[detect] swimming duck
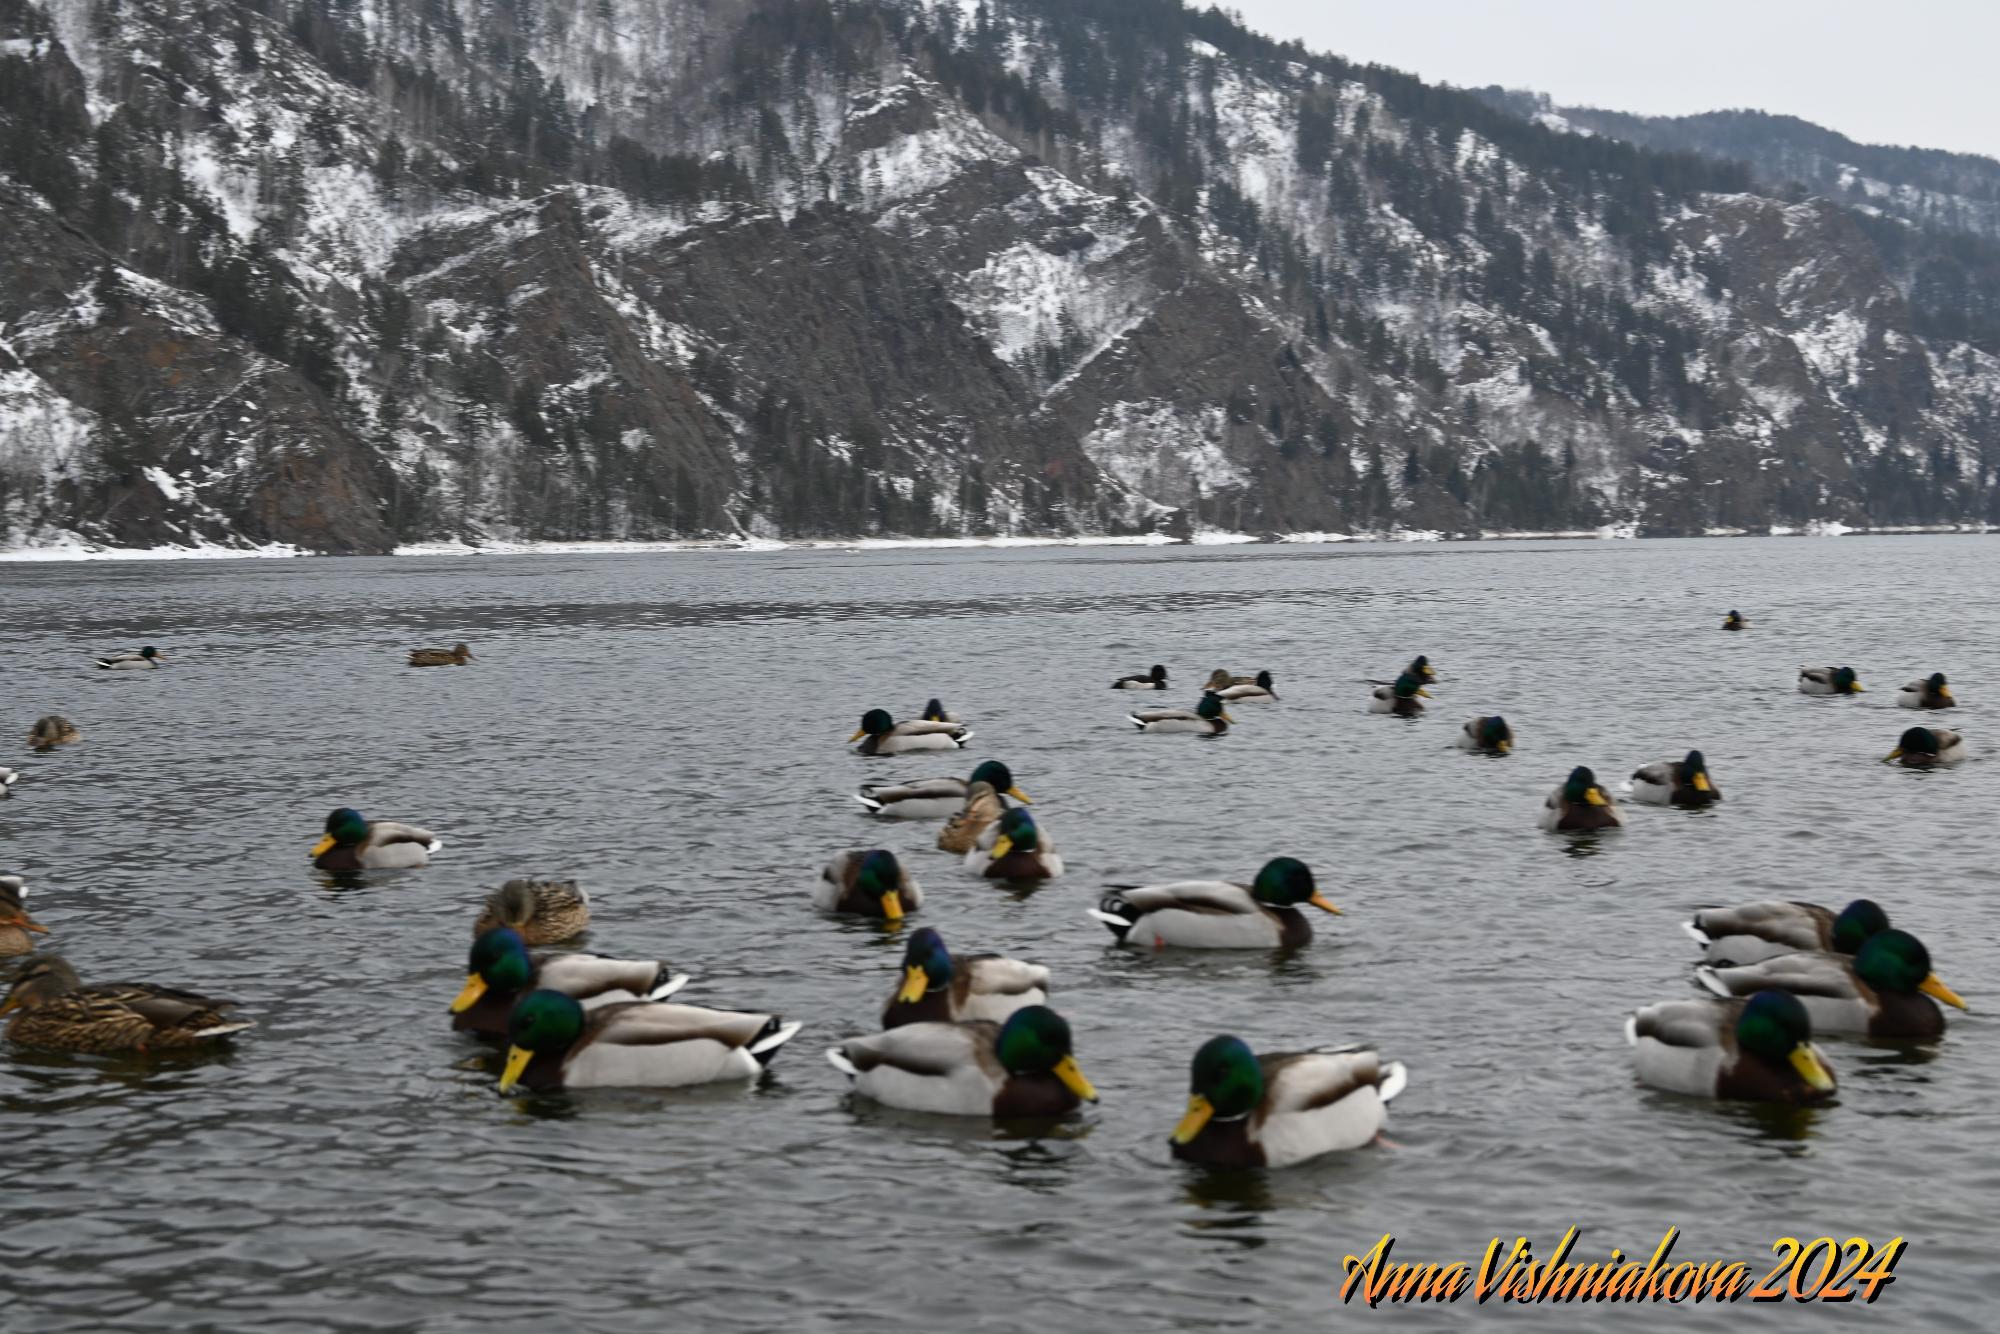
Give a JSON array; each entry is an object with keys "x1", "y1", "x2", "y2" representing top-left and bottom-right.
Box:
[
  {"x1": 1897, "y1": 673, "x2": 1955, "y2": 710},
  {"x1": 1215, "y1": 671, "x2": 1279, "y2": 703},
  {"x1": 1625, "y1": 991, "x2": 1835, "y2": 1104},
  {"x1": 850, "y1": 709, "x2": 972, "y2": 756},
  {"x1": 1113, "y1": 665, "x2": 1170, "y2": 691},
  {"x1": 920, "y1": 698, "x2": 961, "y2": 724},
  {"x1": 1456, "y1": 716, "x2": 1512, "y2": 755},
  {"x1": 1205, "y1": 669, "x2": 1261, "y2": 691},
  {"x1": 1130, "y1": 691, "x2": 1231, "y2": 734},
  {"x1": 856, "y1": 759, "x2": 1030, "y2": 821},
  {"x1": 1722, "y1": 611, "x2": 1748, "y2": 632},
  {"x1": 408, "y1": 643, "x2": 473, "y2": 667},
  {"x1": 1884, "y1": 726, "x2": 1965, "y2": 769},
  {"x1": 937, "y1": 781, "x2": 1003, "y2": 854},
  {"x1": 26, "y1": 716, "x2": 79, "y2": 751},
  {"x1": 0, "y1": 956, "x2": 251, "y2": 1053},
  {"x1": 815, "y1": 850, "x2": 922, "y2": 920},
  {"x1": 1406, "y1": 655, "x2": 1437, "y2": 682},
  {"x1": 472, "y1": 879, "x2": 591, "y2": 945},
  {"x1": 1170, "y1": 1037, "x2": 1408, "y2": 1167},
  {"x1": 450, "y1": 927, "x2": 688, "y2": 1039},
  {"x1": 1694, "y1": 929, "x2": 1967, "y2": 1039},
  {"x1": 1369, "y1": 674, "x2": 1428, "y2": 716},
  {"x1": 0, "y1": 766, "x2": 17, "y2": 798},
  {"x1": 1798, "y1": 666, "x2": 1863, "y2": 695},
  {"x1": 966, "y1": 807, "x2": 1063, "y2": 880},
  {"x1": 497, "y1": 990, "x2": 800, "y2": 1092},
  {"x1": 1629, "y1": 750, "x2": 1721, "y2": 807},
  {"x1": 1088, "y1": 857, "x2": 1340, "y2": 950},
  {"x1": 1539, "y1": 766, "x2": 1623, "y2": 831},
  {"x1": 0, "y1": 876, "x2": 48, "y2": 958},
  {"x1": 882, "y1": 927, "x2": 1049, "y2": 1029},
  {"x1": 309, "y1": 807, "x2": 441, "y2": 870},
  {"x1": 95, "y1": 646, "x2": 164, "y2": 669},
  {"x1": 827, "y1": 1005, "x2": 1097, "y2": 1117},
  {"x1": 1683, "y1": 898, "x2": 1891, "y2": 967}
]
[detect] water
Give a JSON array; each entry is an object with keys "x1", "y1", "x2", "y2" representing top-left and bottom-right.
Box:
[{"x1": 0, "y1": 537, "x2": 1993, "y2": 1330}]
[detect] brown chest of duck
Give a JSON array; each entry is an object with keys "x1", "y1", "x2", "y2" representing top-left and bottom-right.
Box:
[
  {"x1": 882, "y1": 927, "x2": 1049, "y2": 1029},
  {"x1": 976, "y1": 808, "x2": 1062, "y2": 881},
  {"x1": 1853, "y1": 931, "x2": 1968, "y2": 1040},
  {"x1": 0, "y1": 956, "x2": 250, "y2": 1053},
  {"x1": 0, "y1": 877, "x2": 49, "y2": 958},
  {"x1": 1542, "y1": 767, "x2": 1623, "y2": 831},
  {"x1": 473, "y1": 878, "x2": 591, "y2": 946},
  {"x1": 1370, "y1": 673, "x2": 1429, "y2": 716},
  {"x1": 988, "y1": 1008, "x2": 1097, "y2": 1119},
  {"x1": 1716, "y1": 993, "x2": 1836, "y2": 1103}
]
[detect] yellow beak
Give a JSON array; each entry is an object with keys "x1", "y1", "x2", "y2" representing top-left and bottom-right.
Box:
[
  {"x1": 1496, "y1": 739, "x2": 1511, "y2": 754},
  {"x1": 1052, "y1": 1054, "x2": 1098, "y2": 1103},
  {"x1": 990, "y1": 835, "x2": 1014, "y2": 860},
  {"x1": 1883, "y1": 748, "x2": 1904, "y2": 763},
  {"x1": 309, "y1": 833, "x2": 336, "y2": 859},
  {"x1": 880, "y1": 890, "x2": 904, "y2": 922},
  {"x1": 1308, "y1": 892, "x2": 1343, "y2": 916},
  {"x1": 1007, "y1": 786, "x2": 1033, "y2": 804},
  {"x1": 1, "y1": 914, "x2": 48, "y2": 935},
  {"x1": 897, "y1": 965, "x2": 928, "y2": 1004},
  {"x1": 497, "y1": 1045, "x2": 534, "y2": 1093},
  {"x1": 1423, "y1": 667, "x2": 1437, "y2": 680},
  {"x1": 1921, "y1": 974, "x2": 1969, "y2": 1010},
  {"x1": 449, "y1": 974, "x2": 489, "y2": 1014},
  {"x1": 1172, "y1": 1092, "x2": 1216, "y2": 1143},
  {"x1": 1941, "y1": 688, "x2": 1954, "y2": 701},
  {"x1": 1788, "y1": 1044, "x2": 1836, "y2": 1093},
  {"x1": 1852, "y1": 684, "x2": 1866, "y2": 693},
  {"x1": 1221, "y1": 712, "x2": 1236, "y2": 724},
  {"x1": 848, "y1": 728, "x2": 867, "y2": 743},
  {"x1": 1693, "y1": 772, "x2": 1712, "y2": 792},
  {"x1": 1416, "y1": 688, "x2": 1432, "y2": 698},
  {"x1": 0, "y1": 995, "x2": 21, "y2": 1018},
  {"x1": 1584, "y1": 788, "x2": 1608, "y2": 807}
]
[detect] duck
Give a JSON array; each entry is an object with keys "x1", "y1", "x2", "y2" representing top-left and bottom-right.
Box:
[
  {"x1": 1625, "y1": 991, "x2": 1835, "y2": 1104},
  {"x1": 919, "y1": 697, "x2": 961, "y2": 724},
  {"x1": 1130, "y1": 691, "x2": 1231, "y2": 734},
  {"x1": 26, "y1": 716, "x2": 79, "y2": 751},
  {"x1": 1215, "y1": 671, "x2": 1279, "y2": 703},
  {"x1": 0, "y1": 766, "x2": 17, "y2": 798},
  {"x1": 1088, "y1": 857, "x2": 1340, "y2": 950},
  {"x1": 882, "y1": 927, "x2": 1049, "y2": 1029},
  {"x1": 937, "y1": 780, "x2": 1003, "y2": 854},
  {"x1": 95, "y1": 646, "x2": 164, "y2": 670},
  {"x1": 1204, "y1": 669, "x2": 1261, "y2": 692},
  {"x1": 497, "y1": 990, "x2": 800, "y2": 1092},
  {"x1": 1885, "y1": 725, "x2": 1966, "y2": 769},
  {"x1": 1456, "y1": 716, "x2": 1512, "y2": 755},
  {"x1": 1683, "y1": 898, "x2": 1891, "y2": 967},
  {"x1": 1406, "y1": 655, "x2": 1437, "y2": 682},
  {"x1": 965, "y1": 807, "x2": 1063, "y2": 880},
  {"x1": 1629, "y1": 750, "x2": 1721, "y2": 807},
  {"x1": 408, "y1": 642, "x2": 473, "y2": 667},
  {"x1": 451, "y1": 927, "x2": 689, "y2": 1039},
  {"x1": 856, "y1": 759, "x2": 1030, "y2": 821},
  {"x1": 827, "y1": 1005, "x2": 1097, "y2": 1117},
  {"x1": 1798, "y1": 666, "x2": 1863, "y2": 696},
  {"x1": 0, "y1": 956, "x2": 251, "y2": 1053},
  {"x1": 1169, "y1": 1037, "x2": 1408, "y2": 1167},
  {"x1": 1722, "y1": 610, "x2": 1748, "y2": 632},
  {"x1": 1113, "y1": 664, "x2": 1170, "y2": 691},
  {"x1": 1693, "y1": 929, "x2": 1967, "y2": 1039},
  {"x1": 814, "y1": 850, "x2": 923, "y2": 921},
  {"x1": 1369, "y1": 674, "x2": 1428, "y2": 716},
  {"x1": 1539, "y1": 766, "x2": 1623, "y2": 832},
  {"x1": 0, "y1": 876, "x2": 49, "y2": 958},
  {"x1": 472, "y1": 879, "x2": 591, "y2": 945},
  {"x1": 309, "y1": 807, "x2": 441, "y2": 870},
  {"x1": 850, "y1": 708, "x2": 972, "y2": 756},
  {"x1": 1897, "y1": 672, "x2": 1955, "y2": 710}
]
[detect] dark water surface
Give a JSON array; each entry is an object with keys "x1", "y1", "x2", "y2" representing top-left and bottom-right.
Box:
[{"x1": 0, "y1": 537, "x2": 1994, "y2": 1330}]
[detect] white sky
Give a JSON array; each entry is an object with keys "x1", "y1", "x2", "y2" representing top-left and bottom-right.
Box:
[{"x1": 1226, "y1": 0, "x2": 2000, "y2": 159}]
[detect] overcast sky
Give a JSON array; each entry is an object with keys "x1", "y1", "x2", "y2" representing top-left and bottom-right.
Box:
[{"x1": 1227, "y1": 0, "x2": 2000, "y2": 159}]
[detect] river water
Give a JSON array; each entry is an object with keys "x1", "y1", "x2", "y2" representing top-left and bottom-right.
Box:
[{"x1": 0, "y1": 537, "x2": 1992, "y2": 1330}]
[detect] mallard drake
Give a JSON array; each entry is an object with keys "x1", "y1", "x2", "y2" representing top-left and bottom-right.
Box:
[
  {"x1": 472, "y1": 879, "x2": 591, "y2": 945},
  {"x1": 0, "y1": 956, "x2": 251, "y2": 1053},
  {"x1": 1539, "y1": 766, "x2": 1623, "y2": 831},
  {"x1": 26, "y1": 716, "x2": 78, "y2": 751},
  {"x1": 1885, "y1": 726, "x2": 1966, "y2": 768},
  {"x1": 882, "y1": 927, "x2": 1048, "y2": 1029},
  {"x1": 1112, "y1": 664, "x2": 1170, "y2": 690},
  {"x1": 1897, "y1": 672, "x2": 1955, "y2": 710},
  {"x1": 1683, "y1": 898, "x2": 1891, "y2": 967},
  {"x1": 1722, "y1": 611, "x2": 1748, "y2": 631},
  {"x1": 1369, "y1": 674, "x2": 1428, "y2": 716},
  {"x1": 1456, "y1": 716, "x2": 1512, "y2": 755},
  {"x1": 497, "y1": 990, "x2": 800, "y2": 1092},
  {"x1": 408, "y1": 643, "x2": 473, "y2": 667},
  {"x1": 1625, "y1": 991, "x2": 1835, "y2": 1103},
  {"x1": 920, "y1": 698, "x2": 961, "y2": 724},
  {"x1": 827, "y1": 1005, "x2": 1097, "y2": 1117},
  {"x1": 965, "y1": 807, "x2": 1063, "y2": 880},
  {"x1": 1089, "y1": 857, "x2": 1340, "y2": 950},
  {"x1": 0, "y1": 876, "x2": 49, "y2": 958},
  {"x1": 850, "y1": 709, "x2": 972, "y2": 756},
  {"x1": 95, "y1": 646, "x2": 164, "y2": 670},
  {"x1": 815, "y1": 850, "x2": 922, "y2": 920},
  {"x1": 1130, "y1": 691, "x2": 1231, "y2": 734},
  {"x1": 1694, "y1": 929, "x2": 1967, "y2": 1039},
  {"x1": 856, "y1": 759, "x2": 1030, "y2": 820},
  {"x1": 0, "y1": 766, "x2": 17, "y2": 798},
  {"x1": 1798, "y1": 666, "x2": 1863, "y2": 695},
  {"x1": 451, "y1": 928, "x2": 688, "y2": 1039},
  {"x1": 1215, "y1": 671, "x2": 1278, "y2": 702},
  {"x1": 1406, "y1": 655, "x2": 1437, "y2": 682},
  {"x1": 309, "y1": 807, "x2": 441, "y2": 870},
  {"x1": 1170, "y1": 1037, "x2": 1407, "y2": 1167},
  {"x1": 1629, "y1": 750, "x2": 1721, "y2": 807}
]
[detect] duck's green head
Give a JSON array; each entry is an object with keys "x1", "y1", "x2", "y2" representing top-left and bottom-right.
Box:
[
  {"x1": 310, "y1": 807, "x2": 368, "y2": 859},
  {"x1": 990, "y1": 806, "x2": 1041, "y2": 860},
  {"x1": 1249, "y1": 856, "x2": 1341, "y2": 915},
  {"x1": 1409, "y1": 655, "x2": 1436, "y2": 681},
  {"x1": 1854, "y1": 930, "x2": 1967, "y2": 1009},
  {"x1": 1563, "y1": 767, "x2": 1609, "y2": 807},
  {"x1": 1477, "y1": 716, "x2": 1512, "y2": 753},
  {"x1": 1832, "y1": 666, "x2": 1862, "y2": 693},
  {"x1": 1392, "y1": 673, "x2": 1430, "y2": 700},
  {"x1": 500, "y1": 990, "x2": 585, "y2": 1091},
  {"x1": 140, "y1": 646, "x2": 159, "y2": 659},
  {"x1": 922, "y1": 698, "x2": 951, "y2": 722},
  {"x1": 1927, "y1": 671, "x2": 1951, "y2": 700},
  {"x1": 1725, "y1": 610, "x2": 1743, "y2": 626},
  {"x1": 856, "y1": 849, "x2": 907, "y2": 921},
  {"x1": 1887, "y1": 726, "x2": 1940, "y2": 762},
  {"x1": 453, "y1": 927, "x2": 532, "y2": 1012},
  {"x1": 1173, "y1": 1034, "x2": 1263, "y2": 1143},
  {"x1": 851, "y1": 709, "x2": 895, "y2": 742},
  {"x1": 995, "y1": 1006, "x2": 1096, "y2": 1102},
  {"x1": 968, "y1": 759, "x2": 1030, "y2": 804},
  {"x1": 1735, "y1": 991, "x2": 1834, "y2": 1092},
  {"x1": 1197, "y1": 691, "x2": 1232, "y2": 723},
  {"x1": 1254, "y1": 669, "x2": 1274, "y2": 689},
  {"x1": 897, "y1": 926, "x2": 951, "y2": 1003},
  {"x1": 1679, "y1": 750, "x2": 1713, "y2": 793},
  {"x1": 1830, "y1": 899, "x2": 1890, "y2": 955}
]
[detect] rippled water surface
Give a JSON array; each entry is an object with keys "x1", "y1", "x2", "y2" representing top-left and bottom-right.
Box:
[{"x1": 1, "y1": 537, "x2": 1995, "y2": 1330}]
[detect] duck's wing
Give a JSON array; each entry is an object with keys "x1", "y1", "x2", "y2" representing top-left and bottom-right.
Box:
[
  {"x1": 1259, "y1": 1048, "x2": 1388, "y2": 1113},
  {"x1": 536, "y1": 952, "x2": 682, "y2": 1003},
  {"x1": 1113, "y1": 880, "x2": 1259, "y2": 916},
  {"x1": 890, "y1": 720, "x2": 968, "y2": 738},
  {"x1": 1130, "y1": 708, "x2": 1199, "y2": 724},
  {"x1": 585, "y1": 1001, "x2": 777, "y2": 1051},
  {"x1": 1687, "y1": 901, "x2": 1827, "y2": 951},
  {"x1": 368, "y1": 821, "x2": 440, "y2": 849},
  {"x1": 87, "y1": 982, "x2": 240, "y2": 1030},
  {"x1": 961, "y1": 955, "x2": 1051, "y2": 1001},
  {"x1": 833, "y1": 1020, "x2": 990, "y2": 1076},
  {"x1": 1630, "y1": 762, "x2": 1676, "y2": 787},
  {"x1": 1698, "y1": 951, "x2": 1857, "y2": 1000},
  {"x1": 858, "y1": 777, "x2": 968, "y2": 805},
  {"x1": 1629, "y1": 997, "x2": 1730, "y2": 1052}
]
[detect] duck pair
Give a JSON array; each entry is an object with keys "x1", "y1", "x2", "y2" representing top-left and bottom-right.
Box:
[
  {"x1": 850, "y1": 709, "x2": 972, "y2": 755},
  {"x1": 1540, "y1": 752, "x2": 1721, "y2": 830}
]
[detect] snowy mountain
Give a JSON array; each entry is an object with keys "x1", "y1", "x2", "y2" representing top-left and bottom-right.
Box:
[{"x1": 3, "y1": 0, "x2": 1998, "y2": 553}]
